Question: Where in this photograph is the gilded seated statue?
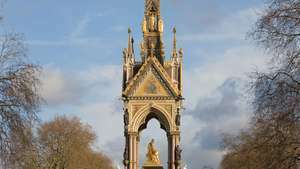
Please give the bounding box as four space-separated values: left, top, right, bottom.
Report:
145 139 161 165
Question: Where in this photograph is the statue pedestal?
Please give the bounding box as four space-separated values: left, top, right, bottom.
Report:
142 164 164 169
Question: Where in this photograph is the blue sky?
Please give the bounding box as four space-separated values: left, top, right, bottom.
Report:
3 0 269 168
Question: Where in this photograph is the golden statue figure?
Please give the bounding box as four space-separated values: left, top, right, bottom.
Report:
145 139 161 165
158 18 163 33
142 17 147 33
149 14 155 32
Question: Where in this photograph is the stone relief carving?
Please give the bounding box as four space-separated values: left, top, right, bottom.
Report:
124 109 129 126
175 145 182 162
175 108 181 126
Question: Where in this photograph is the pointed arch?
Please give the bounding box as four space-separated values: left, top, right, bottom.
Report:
132 103 172 133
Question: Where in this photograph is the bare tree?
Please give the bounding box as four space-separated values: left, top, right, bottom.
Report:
0 32 41 168
251 1 300 167
221 0 300 168
251 0 300 53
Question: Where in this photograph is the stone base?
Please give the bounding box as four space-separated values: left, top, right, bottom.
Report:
142 165 164 169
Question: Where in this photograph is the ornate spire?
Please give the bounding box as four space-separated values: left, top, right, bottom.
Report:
127 28 134 57
171 27 179 85
141 0 164 65
123 28 135 83
145 0 160 15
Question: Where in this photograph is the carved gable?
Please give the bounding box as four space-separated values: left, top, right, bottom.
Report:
123 57 178 97
146 0 159 12
134 67 169 96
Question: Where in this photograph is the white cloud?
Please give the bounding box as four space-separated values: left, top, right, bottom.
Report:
39 65 121 106
77 102 123 147
178 78 253 169
177 6 268 169
184 45 268 109
39 66 84 106
39 64 124 164
79 65 121 83
180 5 268 110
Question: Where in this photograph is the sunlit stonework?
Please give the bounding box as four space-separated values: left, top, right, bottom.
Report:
122 0 183 169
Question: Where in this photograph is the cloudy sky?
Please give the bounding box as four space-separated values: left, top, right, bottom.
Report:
3 0 270 168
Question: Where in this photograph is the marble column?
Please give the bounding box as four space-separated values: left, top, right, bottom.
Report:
168 132 180 169
129 135 133 169
136 136 140 169
129 133 138 169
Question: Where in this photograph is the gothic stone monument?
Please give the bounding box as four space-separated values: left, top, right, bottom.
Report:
122 0 183 169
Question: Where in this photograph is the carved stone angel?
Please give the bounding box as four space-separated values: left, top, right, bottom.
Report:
176 114 181 126
175 145 182 162
123 109 129 126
